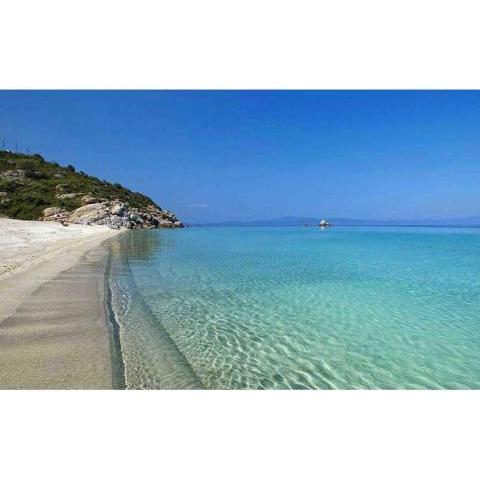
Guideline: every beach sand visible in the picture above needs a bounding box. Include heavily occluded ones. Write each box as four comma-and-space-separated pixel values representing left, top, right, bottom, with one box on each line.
0, 219, 121, 389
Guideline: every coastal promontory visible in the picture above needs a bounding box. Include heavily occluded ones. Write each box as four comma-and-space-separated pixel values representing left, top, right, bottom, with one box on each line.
0, 150, 183, 229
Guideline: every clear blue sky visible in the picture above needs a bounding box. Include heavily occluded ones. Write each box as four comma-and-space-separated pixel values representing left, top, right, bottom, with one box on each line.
1, 90, 479, 222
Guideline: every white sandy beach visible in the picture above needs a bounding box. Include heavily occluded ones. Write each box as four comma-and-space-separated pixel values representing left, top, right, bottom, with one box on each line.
0, 219, 121, 388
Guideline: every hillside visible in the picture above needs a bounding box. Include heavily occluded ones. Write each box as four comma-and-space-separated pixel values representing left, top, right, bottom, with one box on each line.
0, 150, 182, 229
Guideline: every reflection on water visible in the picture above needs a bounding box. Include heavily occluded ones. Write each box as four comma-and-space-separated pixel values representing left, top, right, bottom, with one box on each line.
108, 227, 480, 389
109, 228, 177, 261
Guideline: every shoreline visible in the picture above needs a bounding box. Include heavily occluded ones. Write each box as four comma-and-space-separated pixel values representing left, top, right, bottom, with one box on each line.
107, 230, 205, 389
0, 219, 123, 389
104, 249, 126, 389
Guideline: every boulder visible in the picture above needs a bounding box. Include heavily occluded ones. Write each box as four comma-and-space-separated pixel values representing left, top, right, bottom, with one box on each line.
40, 207, 70, 222
108, 215, 123, 227
42, 207, 64, 217
128, 212, 141, 223
68, 202, 109, 224
81, 195, 101, 205
56, 193, 80, 200
110, 202, 127, 216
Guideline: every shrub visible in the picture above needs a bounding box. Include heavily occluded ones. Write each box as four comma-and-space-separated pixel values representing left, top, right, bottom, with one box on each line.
18, 160, 36, 178
66, 164, 76, 172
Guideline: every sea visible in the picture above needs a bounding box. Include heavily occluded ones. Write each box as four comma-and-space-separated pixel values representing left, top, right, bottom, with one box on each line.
107, 226, 480, 389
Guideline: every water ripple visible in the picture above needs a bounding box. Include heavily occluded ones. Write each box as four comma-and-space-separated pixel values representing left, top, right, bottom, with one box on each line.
109, 227, 480, 389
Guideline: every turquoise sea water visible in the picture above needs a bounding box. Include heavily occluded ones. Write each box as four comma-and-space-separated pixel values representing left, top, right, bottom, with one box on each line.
109, 226, 480, 389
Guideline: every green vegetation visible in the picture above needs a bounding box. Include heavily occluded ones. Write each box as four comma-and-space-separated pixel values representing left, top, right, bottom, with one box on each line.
0, 150, 162, 220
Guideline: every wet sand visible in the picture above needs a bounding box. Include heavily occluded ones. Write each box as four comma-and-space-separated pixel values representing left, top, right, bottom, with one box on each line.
0, 219, 121, 389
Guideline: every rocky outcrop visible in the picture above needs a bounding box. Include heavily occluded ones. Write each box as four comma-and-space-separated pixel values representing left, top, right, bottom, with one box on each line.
0, 150, 184, 225
81, 194, 101, 205
56, 192, 81, 200
40, 199, 183, 229
41, 207, 70, 223
2, 169, 26, 179
68, 203, 110, 224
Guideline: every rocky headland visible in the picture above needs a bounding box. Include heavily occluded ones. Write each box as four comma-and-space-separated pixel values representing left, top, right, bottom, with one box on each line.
0, 150, 183, 229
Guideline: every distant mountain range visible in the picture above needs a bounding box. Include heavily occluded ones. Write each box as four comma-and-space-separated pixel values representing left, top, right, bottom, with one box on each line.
195, 216, 480, 227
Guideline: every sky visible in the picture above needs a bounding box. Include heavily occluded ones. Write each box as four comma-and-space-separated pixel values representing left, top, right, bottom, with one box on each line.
1, 90, 480, 222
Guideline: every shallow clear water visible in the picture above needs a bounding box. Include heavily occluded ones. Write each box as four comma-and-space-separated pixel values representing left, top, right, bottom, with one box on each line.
109, 226, 480, 389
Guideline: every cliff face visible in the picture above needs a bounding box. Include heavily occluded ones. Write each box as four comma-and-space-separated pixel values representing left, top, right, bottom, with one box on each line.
0, 151, 183, 229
